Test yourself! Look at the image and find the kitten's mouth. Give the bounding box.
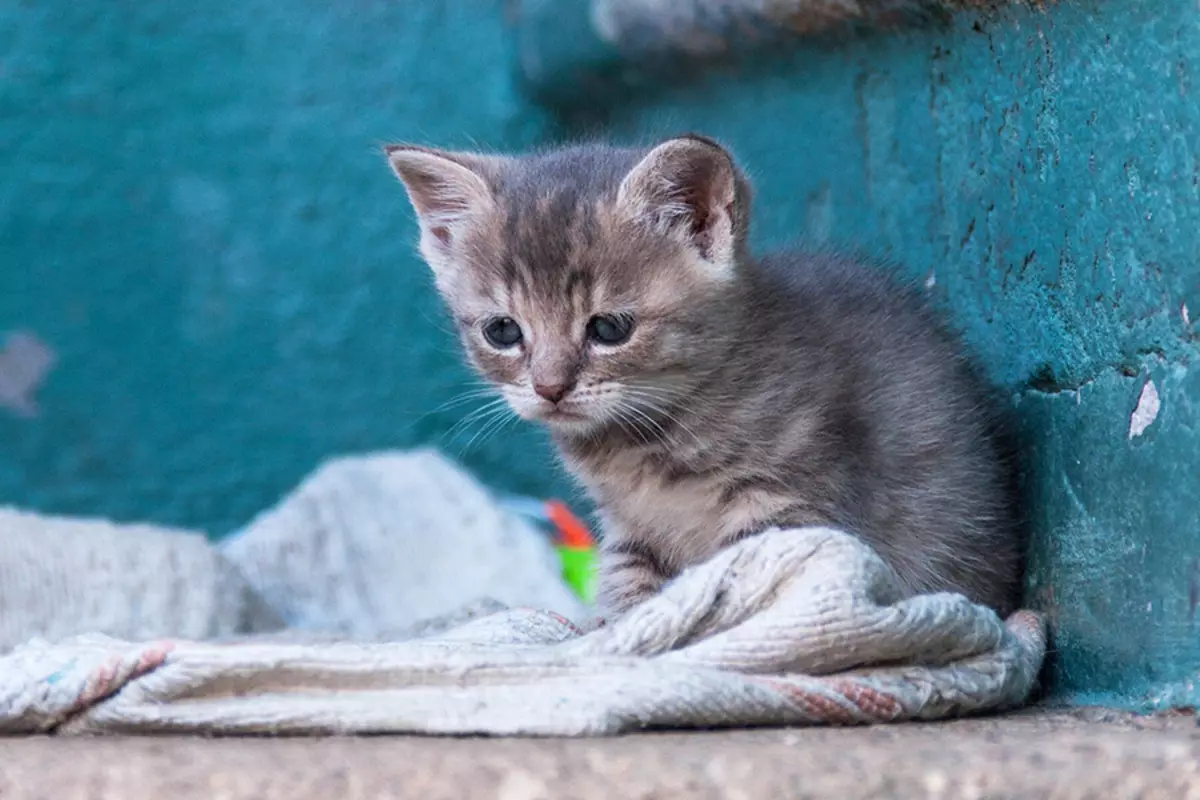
[534,404,592,426]
[541,407,587,421]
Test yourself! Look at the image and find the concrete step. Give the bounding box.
[0,708,1196,799]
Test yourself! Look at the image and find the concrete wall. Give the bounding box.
[517,0,1200,707]
[2,0,1197,707]
[0,1,572,534]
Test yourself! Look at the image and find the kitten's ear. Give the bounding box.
[617,135,746,278]
[384,144,499,269]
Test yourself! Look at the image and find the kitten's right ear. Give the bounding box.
[384,145,497,269]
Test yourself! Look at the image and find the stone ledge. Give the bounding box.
[1,709,1195,799]
[514,0,1047,109]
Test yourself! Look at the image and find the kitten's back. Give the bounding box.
[734,248,1024,612]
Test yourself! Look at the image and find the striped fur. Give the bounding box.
[387,136,1024,617]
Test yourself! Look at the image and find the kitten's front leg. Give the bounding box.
[596,532,675,617]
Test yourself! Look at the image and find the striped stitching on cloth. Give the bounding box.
[0,528,1046,736]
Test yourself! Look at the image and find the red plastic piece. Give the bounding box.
[545,500,595,549]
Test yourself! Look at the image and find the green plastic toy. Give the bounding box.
[500,496,597,603]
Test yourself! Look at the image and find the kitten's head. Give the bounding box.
[385,135,751,436]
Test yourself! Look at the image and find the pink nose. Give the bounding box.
[534,382,570,403]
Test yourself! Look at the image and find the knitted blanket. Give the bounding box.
[0,452,1045,736]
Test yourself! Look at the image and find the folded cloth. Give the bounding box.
[0,526,1045,736]
[217,450,587,638]
[0,451,586,653]
[0,508,284,651]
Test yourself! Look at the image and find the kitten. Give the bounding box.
[385,135,1023,617]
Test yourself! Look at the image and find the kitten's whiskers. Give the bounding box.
[442,397,511,446]
[619,387,704,450]
[458,406,519,455]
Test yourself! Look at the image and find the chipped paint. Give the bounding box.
[0,331,55,418]
[1129,379,1161,439]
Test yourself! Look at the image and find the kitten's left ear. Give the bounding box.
[617,135,748,279]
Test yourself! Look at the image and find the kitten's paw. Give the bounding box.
[595,578,661,618]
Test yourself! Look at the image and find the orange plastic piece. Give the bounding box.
[544,500,595,549]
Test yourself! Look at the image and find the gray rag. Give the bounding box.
[0,451,1045,736]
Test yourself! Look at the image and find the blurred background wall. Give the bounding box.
[1,3,574,532]
[2,0,1198,708]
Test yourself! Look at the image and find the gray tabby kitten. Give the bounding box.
[385,135,1022,617]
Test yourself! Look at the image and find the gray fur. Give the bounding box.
[386,136,1023,618]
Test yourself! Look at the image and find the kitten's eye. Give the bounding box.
[587,314,634,345]
[482,316,523,348]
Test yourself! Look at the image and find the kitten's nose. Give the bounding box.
[534,382,571,404]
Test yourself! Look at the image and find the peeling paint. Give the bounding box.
[1183,303,1191,327]
[0,331,55,418]
[1128,379,1161,439]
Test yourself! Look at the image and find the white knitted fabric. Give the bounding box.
[0,451,585,654]
[0,508,285,650]
[0,525,1046,736]
[218,450,587,638]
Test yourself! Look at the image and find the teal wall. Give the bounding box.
[0,1,571,533]
[2,0,1198,708]
[519,0,1200,708]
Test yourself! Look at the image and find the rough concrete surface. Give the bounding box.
[551,0,1200,711]
[1,709,1196,799]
